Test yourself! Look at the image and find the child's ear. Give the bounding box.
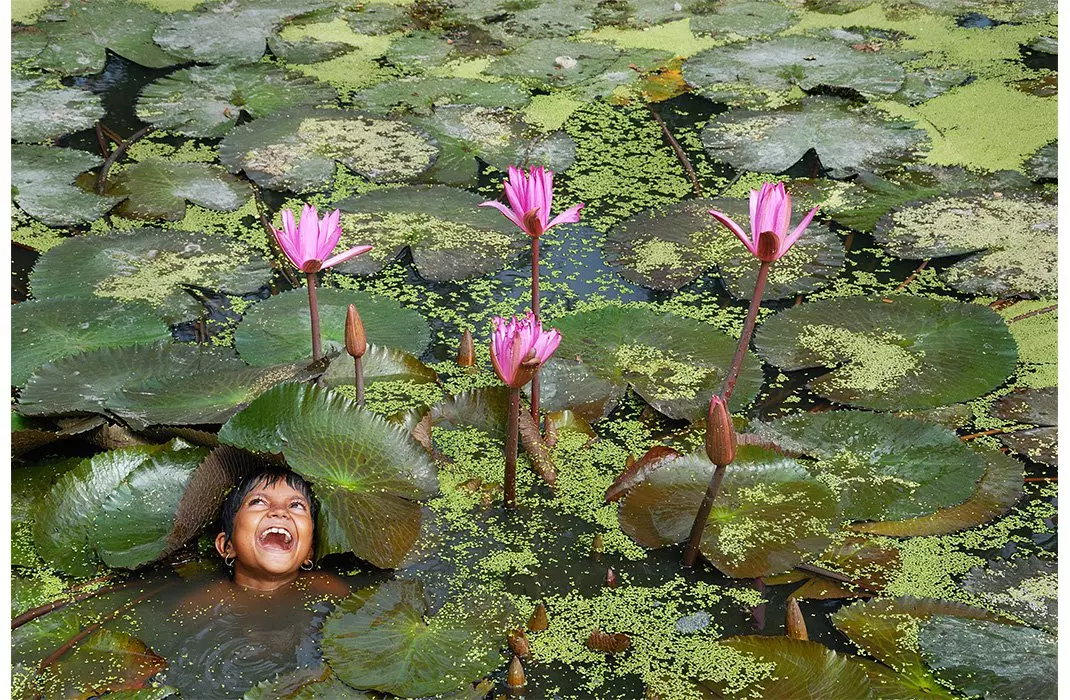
[214,532,232,558]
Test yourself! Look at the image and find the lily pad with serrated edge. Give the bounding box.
[963,556,1056,633]
[701,97,929,179]
[696,636,874,699]
[30,628,168,700]
[330,185,526,281]
[322,579,515,697]
[321,344,438,390]
[219,108,438,193]
[755,411,986,523]
[993,387,1056,467]
[243,667,376,699]
[875,193,1057,298]
[618,448,840,578]
[219,383,438,567]
[753,295,1018,410]
[354,77,530,117]
[153,0,330,65]
[235,287,431,365]
[106,159,252,220]
[11,297,171,388]
[849,446,1023,537]
[19,342,245,418]
[12,145,122,226]
[136,64,338,138]
[30,227,273,323]
[538,305,763,421]
[31,0,180,74]
[12,80,105,143]
[918,617,1056,700]
[683,36,904,107]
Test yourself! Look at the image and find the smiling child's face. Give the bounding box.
[214,479,315,591]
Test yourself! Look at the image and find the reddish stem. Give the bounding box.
[355,357,364,406]
[682,464,726,568]
[306,272,322,362]
[720,260,771,401]
[505,387,520,509]
[530,237,541,422]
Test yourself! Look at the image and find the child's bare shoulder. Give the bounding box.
[303,571,350,599]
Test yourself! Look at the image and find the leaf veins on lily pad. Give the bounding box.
[874,192,1057,298]
[12,145,121,226]
[136,64,338,138]
[106,159,252,221]
[753,296,1018,410]
[701,97,929,178]
[219,108,438,193]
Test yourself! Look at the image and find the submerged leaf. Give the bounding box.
[32,628,167,700]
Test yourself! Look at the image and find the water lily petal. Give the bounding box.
[546,202,584,231]
[322,244,373,270]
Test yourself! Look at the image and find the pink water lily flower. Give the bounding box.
[273,204,372,273]
[490,312,562,389]
[480,165,584,238]
[708,182,819,263]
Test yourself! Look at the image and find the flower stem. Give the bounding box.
[682,463,726,568]
[505,387,520,509]
[354,357,364,407]
[720,260,771,402]
[306,271,322,362]
[530,237,541,422]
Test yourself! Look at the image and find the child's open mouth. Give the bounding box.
[257,526,294,551]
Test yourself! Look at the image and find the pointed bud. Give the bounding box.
[756,230,781,262]
[506,655,527,689]
[705,395,736,466]
[527,602,548,631]
[591,534,604,554]
[508,629,531,659]
[785,597,808,640]
[457,329,475,366]
[605,568,618,588]
[345,304,367,358]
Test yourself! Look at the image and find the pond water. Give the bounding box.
[11,0,1058,698]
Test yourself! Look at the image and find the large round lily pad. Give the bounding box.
[12,145,121,226]
[219,383,439,567]
[618,448,840,578]
[11,297,171,388]
[962,556,1056,633]
[235,287,431,365]
[219,108,438,193]
[683,36,904,106]
[30,228,273,323]
[538,305,764,421]
[331,185,527,281]
[755,411,986,522]
[136,64,338,138]
[322,580,515,697]
[321,344,439,391]
[993,387,1056,467]
[875,193,1057,298]
[701,97,929,178]
[106,159,252,221]
[12,79,105,143]
[753,296,1018,410]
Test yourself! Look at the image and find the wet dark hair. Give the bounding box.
[219,468,317,548]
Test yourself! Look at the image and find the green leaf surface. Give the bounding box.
[321,344,438,390]
[322,580,514,697]
[12,457,82,567]
[539,305,763,421]
[689,1,798,37]
[12,145,121,226]
[12,80,105,143]
[962,556,1057,633]
[355,76,529,116]
[1024,141,1056,180]
[753,296,1018,410]
[136,64,338,138]
[11,297,171,388]
[243,667,375,699]
[107,159,251,220]
[994,387,1056,467]
[266,34,356,64]
[32,628,168,700]
[235,287,431,365]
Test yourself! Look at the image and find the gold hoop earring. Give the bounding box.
[301,559,314,571]
[224,555,235,567]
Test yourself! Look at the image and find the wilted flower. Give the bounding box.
[479,165,584,238]
[272,203,372,273]
[708,182,818,263]
[490,312,561,389]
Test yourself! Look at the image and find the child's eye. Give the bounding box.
[290,500,306,510]
[248,496,265,506]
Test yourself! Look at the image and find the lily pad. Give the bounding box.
[11,297,171,388]
[697,636,873,699]
[244,667,375,699]
[321,579,515,697]
[755,411,986,522]
[32,0,180,74]
[850,447,1023,537]
[12,79,105,143]
[219,108,438,192]
[683,36,904,106]
[354,77,529,116]
[30,228,273,323]
[321,344,438,390]
[266,35,356,64]
[539,305,764,421]
[12,145,121,226]
[219,383,439,567]
[32,628,168,700]
[330,185,526,281]
[235,287,431,365]
[500,1,595,38]
[618,448,840,578]
[962,556,1057,633]
[689,1,798,37]
[918,617,1056,700]
[153,0,330,65]
[106,159,251,220]
[790,535,901,599]
[993,387,1056,467]
[12,457,82,567]
[136,64,338,138]
[701,97,929,178]
[753,296,1018,410]
[1024,141,1056,180]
